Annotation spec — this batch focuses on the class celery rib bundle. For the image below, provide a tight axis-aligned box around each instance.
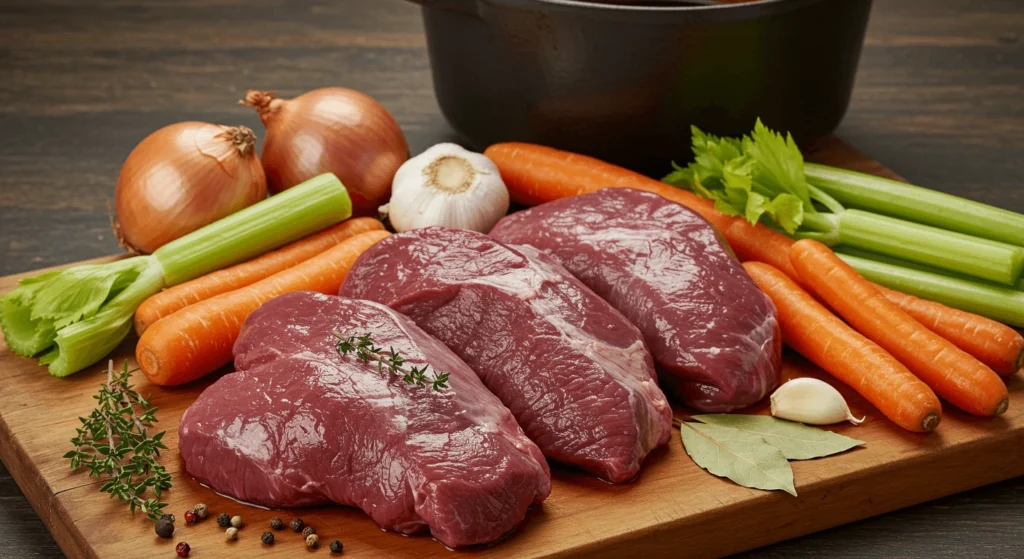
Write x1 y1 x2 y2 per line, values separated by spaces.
0 174 351 376
664 120 1024 326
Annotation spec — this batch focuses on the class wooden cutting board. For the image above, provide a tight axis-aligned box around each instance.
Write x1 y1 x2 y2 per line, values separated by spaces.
1 137 1021 559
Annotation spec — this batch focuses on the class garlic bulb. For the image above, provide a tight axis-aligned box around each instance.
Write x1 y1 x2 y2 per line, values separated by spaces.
382 143 510 233
770 378 865 426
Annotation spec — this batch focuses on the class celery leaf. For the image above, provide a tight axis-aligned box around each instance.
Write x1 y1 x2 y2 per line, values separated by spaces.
665 120 823 234
0 271 61 356
30 259 145 329
766 194 805 235
0 257 159 374
744 118 813 209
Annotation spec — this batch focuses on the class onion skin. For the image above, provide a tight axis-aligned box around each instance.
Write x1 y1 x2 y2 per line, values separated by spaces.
243 88 409 216
115 122 267 254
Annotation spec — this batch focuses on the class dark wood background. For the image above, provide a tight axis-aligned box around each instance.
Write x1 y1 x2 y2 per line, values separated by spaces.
1 0 1022 557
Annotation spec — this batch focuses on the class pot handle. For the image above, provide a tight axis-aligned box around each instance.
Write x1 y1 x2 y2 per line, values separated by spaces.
404 0 481 18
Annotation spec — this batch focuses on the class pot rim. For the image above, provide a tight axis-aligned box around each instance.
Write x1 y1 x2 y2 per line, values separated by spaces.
477 0 844 22
536 0 799 11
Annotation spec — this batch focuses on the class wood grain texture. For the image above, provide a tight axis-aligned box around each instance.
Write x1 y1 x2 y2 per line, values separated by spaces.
0 0 1022 557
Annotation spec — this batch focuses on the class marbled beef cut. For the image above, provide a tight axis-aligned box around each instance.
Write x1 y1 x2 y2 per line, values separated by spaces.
341 227 672 483
178 292 550 549
490 188 782 412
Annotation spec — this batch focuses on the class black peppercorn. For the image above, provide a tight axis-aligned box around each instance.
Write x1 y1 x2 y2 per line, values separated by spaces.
217 513 231 527
302 526 316 538
154 518 175 539
261 531 275 545
329 539 344 554
160 513 176 523
290 517 304 532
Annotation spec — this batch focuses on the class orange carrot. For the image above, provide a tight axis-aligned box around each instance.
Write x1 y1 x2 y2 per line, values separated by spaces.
133 217 384 335
484 142 799 278
876 286 1023 377
790 239 1009 417
744 262 942 433
137 229 390 386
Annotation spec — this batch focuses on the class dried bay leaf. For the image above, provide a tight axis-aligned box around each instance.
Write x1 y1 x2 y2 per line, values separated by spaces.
679 421 796 496
694 414 864 460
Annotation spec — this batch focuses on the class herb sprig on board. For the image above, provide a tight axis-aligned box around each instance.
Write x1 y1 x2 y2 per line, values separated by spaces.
64 361 171 520
334 332 450 391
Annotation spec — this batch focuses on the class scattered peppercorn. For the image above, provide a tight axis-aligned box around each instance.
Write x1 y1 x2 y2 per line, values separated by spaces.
154 518 174 539
306 534 320 549
160 513 176 523
217 513 231 527
184 510 197 525
290 517 304 532
329 539 344 554
302 526 316 538
193 503 209 520
225 527 239 541
230 515 243 529
270 517 284 530
175 542 191 557
261 531 275 545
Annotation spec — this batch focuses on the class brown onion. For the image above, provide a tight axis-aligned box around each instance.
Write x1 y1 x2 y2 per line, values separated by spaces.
242 88 409 216
114 122 267 254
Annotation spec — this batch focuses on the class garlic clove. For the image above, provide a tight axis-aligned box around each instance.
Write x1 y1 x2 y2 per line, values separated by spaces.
770 378 865 426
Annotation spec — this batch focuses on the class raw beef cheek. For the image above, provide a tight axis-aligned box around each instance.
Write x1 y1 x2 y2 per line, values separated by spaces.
490 188 783 412
178 292 550 549
341 227 672 483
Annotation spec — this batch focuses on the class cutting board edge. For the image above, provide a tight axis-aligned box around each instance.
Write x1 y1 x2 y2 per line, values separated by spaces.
0 411 93 559
5 402 1022 559
554 423 1024 559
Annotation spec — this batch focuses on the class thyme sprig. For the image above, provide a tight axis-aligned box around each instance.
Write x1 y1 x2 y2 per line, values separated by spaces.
333 332 450 391
63 361 171 521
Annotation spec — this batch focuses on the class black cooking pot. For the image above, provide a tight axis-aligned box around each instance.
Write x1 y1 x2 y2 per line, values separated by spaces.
408 0 873 168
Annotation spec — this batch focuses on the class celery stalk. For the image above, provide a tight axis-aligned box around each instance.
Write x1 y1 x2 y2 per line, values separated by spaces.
806 163 1024 247
796 209 1024 285
838 253 1024 327
0 173 352 377
668 121 1024 288
835 210 1024 286
156 173 349 286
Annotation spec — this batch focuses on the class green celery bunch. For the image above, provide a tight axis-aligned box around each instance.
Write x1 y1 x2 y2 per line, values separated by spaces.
0 173 351 377
664 120 1024 286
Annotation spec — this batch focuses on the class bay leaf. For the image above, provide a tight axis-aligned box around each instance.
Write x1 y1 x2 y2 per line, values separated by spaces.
679 421 796 496
694 414 864 460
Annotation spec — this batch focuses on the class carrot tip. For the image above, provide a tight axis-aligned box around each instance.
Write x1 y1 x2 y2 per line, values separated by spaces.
921 412 941 432
1015 349 1024 375
994 398 1009 417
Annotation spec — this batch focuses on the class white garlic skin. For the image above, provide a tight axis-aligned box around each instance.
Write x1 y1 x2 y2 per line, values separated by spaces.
770 378 865 426
384 143 510 234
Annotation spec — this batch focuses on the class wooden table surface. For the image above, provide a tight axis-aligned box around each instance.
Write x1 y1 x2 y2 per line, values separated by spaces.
0 0 1022 557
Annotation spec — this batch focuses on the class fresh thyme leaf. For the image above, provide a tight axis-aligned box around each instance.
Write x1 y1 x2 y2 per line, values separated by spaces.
67 360 170 521
333 332 450 391
432 372 450 391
